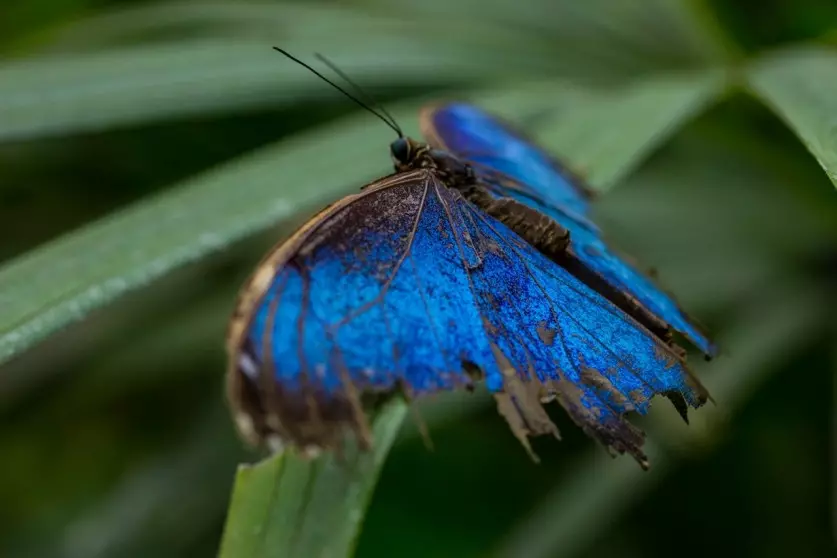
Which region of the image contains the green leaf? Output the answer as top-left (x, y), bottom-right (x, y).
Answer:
top-left (0, 0), bottom-right (549, 143)
top-left (361, 0), bottom-right (728, 80)
top-left (43, 1), bottom-right (537, 54)
top-left (44, 406), bottom-right (244, 558)
top-left (746, 46), bottom-right (837, 189)
top-left (0, 0), bottom-right (731, 142)
top-left (0, 71), bottom-right (723, 366)
top-left (532, 69), bottom-right (725, 188)
top-left (46, 2), bottom-right (410, 48)
top-left (218, 398), bottom-right (409, 558)
top-left (593, 110), bottom-right (836, 311)
top-left (0, 38), bottom-right (498, 142)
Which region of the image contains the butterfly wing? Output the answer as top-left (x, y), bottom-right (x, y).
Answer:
top-left (421, 102), bottom-right (716, 357)
top-left (227, 169), bottom-right (707, 466)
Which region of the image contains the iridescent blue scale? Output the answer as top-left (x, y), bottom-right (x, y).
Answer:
top-left (422, 102), bottom-right (716, 357)
top-left (226, 102), bottom-right (714, 468)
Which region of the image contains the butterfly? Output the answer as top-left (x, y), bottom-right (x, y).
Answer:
top-left (226, 54), bottom-right (716, 469)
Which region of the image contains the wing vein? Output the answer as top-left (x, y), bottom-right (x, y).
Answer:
top-left (470, 206), bottom-right (666, 395)
top-left (332, 178), bottom-right (431, 328)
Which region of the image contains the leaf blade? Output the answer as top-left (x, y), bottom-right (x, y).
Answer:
top-left (0, 39), bottom-right (485, 142)
top-left (746, 46), bottom-right (837, 188)
top-left (533, 69), bottom-right (726, 188)
top-left (362, 0), bottom-right (728, 80)
top-left (218, 399), bottom-right (408, 558)
top-left (0, 0), bottom-right (731, 142)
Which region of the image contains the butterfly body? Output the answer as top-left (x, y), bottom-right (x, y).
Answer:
top-left (226, 103), bottom-right (714, 467)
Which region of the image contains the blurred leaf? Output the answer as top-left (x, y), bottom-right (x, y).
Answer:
top-left (362, 0), bottom-right (728, 80)
top-left (46, 0), bottom-right (727, 83)
top-left (44, 1), bottom-right (540, 55)
top-left (499, 441), bottom-right (671, 558)
top-left (833, 333), bottom-right (837, 546)
top-left (218, 399), bottom-right (408, 558)
top-left (0, 0), bottom-right (92, 52)
top-left (2, 0), bottom-right (567, 143)
top-left (50, 406), bottom-right (244, 558)
top-left (534, 69), bottom-right (725, 188)
top-left (46, 2), bottom-right (414, 48)
top-left (0, 0), bottom-right (730, 142)
top-left (650, 279), bottom-right (830, 451)
top-left (0, 278), bottom-right (245, 555)
top-left (0, 72), bottom-right (722, 366)
top-left (595, 104), bottom-right (837, 313)
top-left (746, 46), bottom-right (837, 189)
top-left (0, 35), bottom-right (506, 143)
top-left (496, 280), bottom-right (827, 558)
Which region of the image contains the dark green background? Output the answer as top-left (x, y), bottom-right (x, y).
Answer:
top-left (1, 1), bottom-right (835, 557)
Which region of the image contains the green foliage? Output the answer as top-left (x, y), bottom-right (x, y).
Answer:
top-left (0, 1), bottom-right (834, 557)
top-left (219, 399), bottom-right (407, 558)
top-left (747, 46), bottom-right (837, 187)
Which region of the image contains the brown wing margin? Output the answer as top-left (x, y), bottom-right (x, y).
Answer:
top-left (225, 169), bottom-right (435, 450)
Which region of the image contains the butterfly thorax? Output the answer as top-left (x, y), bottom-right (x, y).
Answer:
top-left (390, 136), bottom-right (571, 259)
top-left (390, 137), bottom-right (475, 189)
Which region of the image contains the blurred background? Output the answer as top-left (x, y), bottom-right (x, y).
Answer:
top-left (1, 0), bottom-right (836, 557)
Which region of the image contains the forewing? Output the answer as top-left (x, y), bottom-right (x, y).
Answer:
top-left (421, 102), bottom-right (716, 357)
top-left (227, 170), bottom-right (494, 450)
top-left (226, 170), bottom-right (707, 465)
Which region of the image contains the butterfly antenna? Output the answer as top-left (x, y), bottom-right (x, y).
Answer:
top-left (313, 53), bottom-right (403, 138)
top-left (272, 47), bottom-right (403, 138)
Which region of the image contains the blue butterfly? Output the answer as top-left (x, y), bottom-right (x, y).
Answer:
top-left (226, 97), bottom-right (714, 468)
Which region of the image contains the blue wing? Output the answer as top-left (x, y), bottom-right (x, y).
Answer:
top-left (421, 102), bottom-right (716, 357)
top-left (226, 169), bottom-right (707, 466)
top-left (423, 102), bottom-right (593, 219)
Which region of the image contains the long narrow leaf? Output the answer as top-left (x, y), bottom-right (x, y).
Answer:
top-left (533, 70), bottom-right (725, 188)
top-left (0, 37), bottom-right (502, 142)
top-left (362, 0), bottom-right (728, 79)
top-left (746, 46), bottom-right (837, 189)
top-left (0, 0), bottom-right (731, 142)
top-left (218, 399), bottom-right (408, 558)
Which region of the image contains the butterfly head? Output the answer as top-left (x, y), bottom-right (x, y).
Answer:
top-left (391, 137), bottom-right (475, 188)
top-left (390, 137), bottom-right (425, 171)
